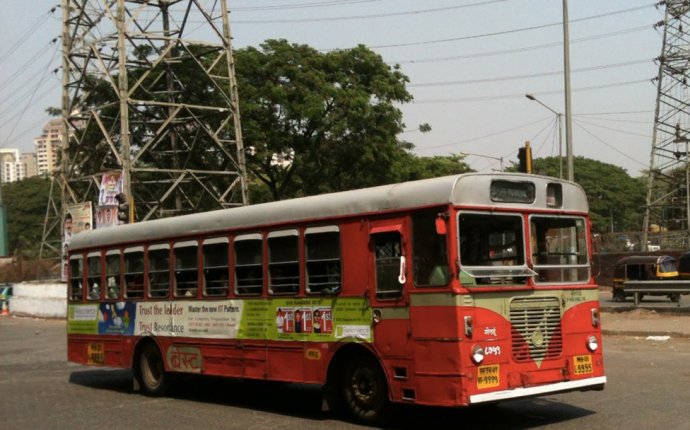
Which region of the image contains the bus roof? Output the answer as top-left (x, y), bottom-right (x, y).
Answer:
top-left (69, 172), bottom-right (588, 252)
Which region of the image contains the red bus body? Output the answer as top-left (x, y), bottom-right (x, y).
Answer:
top-left (67, 173), bottom-right (605, 421)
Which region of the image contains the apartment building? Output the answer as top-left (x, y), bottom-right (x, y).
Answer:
top-left (34, 119), bottom-right (64, 176)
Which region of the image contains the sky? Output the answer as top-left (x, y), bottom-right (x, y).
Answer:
top-left (0, 0), bottom-right (664, 177)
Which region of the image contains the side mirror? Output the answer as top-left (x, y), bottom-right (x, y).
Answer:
top-left (435, 217), bottom-right (447, 235)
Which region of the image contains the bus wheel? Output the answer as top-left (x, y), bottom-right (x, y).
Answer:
top-left (136, 342), bottom-right (167, 396)
top-left (341, 354), bottom-right (391, 425)
top-left (612, 289), bottom-right (626, 302)
top-left (670, 294), bottom-right (681, 303)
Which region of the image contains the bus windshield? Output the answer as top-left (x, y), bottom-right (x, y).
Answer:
top-left (458, 211), bottom-right (534, 284)
top-left (458, 212), bottom-right (590, 285)
top-left (530, 215), bottom-right (590, 283)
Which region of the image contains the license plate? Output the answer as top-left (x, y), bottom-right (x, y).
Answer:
top-left (477, 364), bottom-right (500, 389)
top-left (573, 354), bottom-right (593, 375)
top-left (87, 343), bottom-right (105, 365)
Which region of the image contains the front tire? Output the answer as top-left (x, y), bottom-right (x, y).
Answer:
top-left (341, 354), bottom-right (391, 425)
top-left (136, 342), bottom-right (167, 396)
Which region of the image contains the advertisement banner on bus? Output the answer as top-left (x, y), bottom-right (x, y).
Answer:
top-left (67, 297), bottom-right (372, 342)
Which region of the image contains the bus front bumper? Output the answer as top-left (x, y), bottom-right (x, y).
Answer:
top-left (469, 376), bottom-right (607, 404)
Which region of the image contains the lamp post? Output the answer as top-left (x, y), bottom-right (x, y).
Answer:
top-left (525, 94), bottom-right (564, 179)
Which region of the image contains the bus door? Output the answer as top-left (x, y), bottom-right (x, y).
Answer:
top-left (369, 218), bottom-right (412, 358)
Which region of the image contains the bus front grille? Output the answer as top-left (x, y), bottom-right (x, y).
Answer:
top-left (510, 297), bottom-right (563, 362)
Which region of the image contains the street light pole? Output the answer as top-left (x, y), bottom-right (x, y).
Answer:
top-left (562, 0), bottom-right (574, 181)
top-left (525, 94), bottom-right (563, 179)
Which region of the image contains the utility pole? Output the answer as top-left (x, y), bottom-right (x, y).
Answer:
top-left (562, 0), bottom-right (574, 181)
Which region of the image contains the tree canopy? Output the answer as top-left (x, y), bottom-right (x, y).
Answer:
top-left (529, 156), bottom-right (646, 233)
top-left (1, 177), bottom-right (56, 258)
top-left (236, 39), bottom-right (422, 201)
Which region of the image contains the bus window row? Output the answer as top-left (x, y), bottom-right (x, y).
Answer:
top-left (68, 227), bottom-right (342, 301)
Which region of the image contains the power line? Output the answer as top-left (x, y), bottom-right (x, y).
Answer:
top-left (575, 117), bottom-right (652, 139)
top-left (363, 3), bottom-right (656, 50)
top-left (233, 0), bottom-right (382, 12)
top-left (0, 5), bottom-right (58, 65)
top-left (391, 24), bottom-right (652, 65)
top-left (573, 121), bottom-right (648, 168)
top-left (0, 39), bottom-right (59, 95)
top-left (414, 116), bottom-right (553, 152)
top-left (415, 79), bottom-right (651, 104)
top-left (409, 59), bottom-right (651, 88)
top-left (232, 0), bottom-right (510, 23)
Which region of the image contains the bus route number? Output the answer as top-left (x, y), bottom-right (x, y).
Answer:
top-left (573, 355), bottom-right (593, 375)
top-left (87, 343), bottom-right (105, 365)
top-left (477, 364), bottom-right (500, 389)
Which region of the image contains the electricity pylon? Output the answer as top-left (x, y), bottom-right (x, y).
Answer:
top-left (643, 0), bottom-right (690, 250)
top-left (48, 0), bottom-right (248, 247)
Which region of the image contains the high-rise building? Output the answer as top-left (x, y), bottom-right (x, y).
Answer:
top-left (21, 153), bottom-right (37, 178)
top-left (1, 149), bottom-right (21, 183)
top-left (34, 119), bottom-right (64, 176)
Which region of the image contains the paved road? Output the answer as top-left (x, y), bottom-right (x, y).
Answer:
top-left (2, 316), bottom-right (690, 430)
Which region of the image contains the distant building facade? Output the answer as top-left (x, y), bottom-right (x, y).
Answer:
top-left (34, 119), bottom-right (64, 176)
top-left (0, 148), bottom-right (37, 183)
top-left (21, 153), bottom-right (37, 178)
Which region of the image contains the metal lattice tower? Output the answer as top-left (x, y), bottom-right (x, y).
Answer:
top-left (41, 0), bottom-right (249, 256)
top-left (643, 1), bottom-right (690, 250)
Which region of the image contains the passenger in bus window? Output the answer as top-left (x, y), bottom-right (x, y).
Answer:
top-left (89, 282), bottom-right (100, 300)
top-left (107, 276), bottom-right (119, 298)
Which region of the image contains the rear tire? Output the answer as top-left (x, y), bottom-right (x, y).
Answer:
top-left (136, 342), bottom-right (167, 396)
top-left (340, 354), bottom-right (391, 425)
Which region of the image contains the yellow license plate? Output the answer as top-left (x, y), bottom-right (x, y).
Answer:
top-left (87, 343), bottom-right (105, 365)
top-left (573, 355), bottom-right (593, 375)
top-left (477, 364), bottom-right (500, 389)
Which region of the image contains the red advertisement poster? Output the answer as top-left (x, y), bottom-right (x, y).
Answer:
top-left (313, 307), bottom-right (332, 334)
top-left (295, 307), bottom-right (313, 333)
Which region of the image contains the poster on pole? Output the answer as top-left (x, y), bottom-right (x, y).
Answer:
top-left (98, 171), bottom-right (123, 207)
top-left (62, 202), bottom-right (93, 281)
top-left (95, 206), bottom-right (118, 229)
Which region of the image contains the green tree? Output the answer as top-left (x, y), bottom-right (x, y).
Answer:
top-left (398, 153), bottom-right (473, 181)
top-left (1, 177), bottom-right (55, 258)
top-left (529, 156), bottom-right (646, 233)
top-left (235, 39), bottom-right (414, 200)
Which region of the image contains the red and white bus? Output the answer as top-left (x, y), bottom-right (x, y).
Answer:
top-left (67, 173), bottom-right (605, 423)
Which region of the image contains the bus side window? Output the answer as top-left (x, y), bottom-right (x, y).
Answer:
top-left (87, 253), bottom-right (102, 300)
top-left (203, 238), bottom-right (229, 297)
top-left (124, 248), bottom-right (144, 299)
top-left (69, 256), bottom-right (83, 301)
top-left (105, 250), bottom-right (121, 299)
top-left (174, 242), bottom-right (198, 298)
top-left (412, 210), bottom-right (449, 286)
top-left (235, 235), bottom-right (263, 296)
top-left (268, 230), bottom-right (300, 295)
top-left (148, 245), bottom-right (171, 298)
top-left (305, 227), bottom-right (341, 295)
top-left (372, 231), bottom-right (404, 300)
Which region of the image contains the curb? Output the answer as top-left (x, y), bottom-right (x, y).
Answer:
top-left (603, 329), bottom-right (690, 339)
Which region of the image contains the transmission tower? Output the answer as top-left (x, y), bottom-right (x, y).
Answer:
top-left (41, 0), bottom-right (249, 257)
top-left (643, 0), bottom-right (690, 251)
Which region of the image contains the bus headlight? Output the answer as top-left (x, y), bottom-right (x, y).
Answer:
top-left (471, 345), bottom-right (485, 364)
top-left (586, 335), bottom-right (598, 352)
